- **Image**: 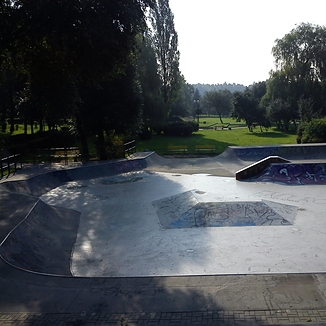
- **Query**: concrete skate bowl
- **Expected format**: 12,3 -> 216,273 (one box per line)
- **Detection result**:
0,144 -> 325,277
0,159 -> 148,276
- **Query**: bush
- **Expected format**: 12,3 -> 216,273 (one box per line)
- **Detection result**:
298,118 -> 326,143
163,121 -> 199,137
138,128 -> 152,140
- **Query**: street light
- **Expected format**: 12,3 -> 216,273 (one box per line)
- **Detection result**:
194,99 -> 200,124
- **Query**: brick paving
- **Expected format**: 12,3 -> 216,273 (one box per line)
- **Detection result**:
1,310 -> 326,325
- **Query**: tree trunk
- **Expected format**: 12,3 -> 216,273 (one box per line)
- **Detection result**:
9,90 -> 15,133
75,113 -> 90,161
39,119 -> 43,132
24,120 -> 27,134
97,130 -> 107,160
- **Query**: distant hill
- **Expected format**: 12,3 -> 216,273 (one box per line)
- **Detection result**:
192,83 -> 246,96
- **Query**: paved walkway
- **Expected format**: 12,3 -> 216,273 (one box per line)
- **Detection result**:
0,309 -> 326,325
2,148 -> 326,325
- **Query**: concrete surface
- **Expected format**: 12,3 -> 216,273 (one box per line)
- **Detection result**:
1,144 -> 326,325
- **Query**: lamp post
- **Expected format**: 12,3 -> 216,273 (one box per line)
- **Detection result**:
194,99 -> 200,124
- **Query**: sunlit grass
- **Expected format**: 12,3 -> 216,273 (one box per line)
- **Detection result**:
137,127 -> 298,155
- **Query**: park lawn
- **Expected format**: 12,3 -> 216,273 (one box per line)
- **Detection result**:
136,127 -> 298,155
197,117 -> 247,128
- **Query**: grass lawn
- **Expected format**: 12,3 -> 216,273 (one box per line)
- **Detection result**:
3,119 -> 298,158
197,116 -> 247,128
136,127 -> 298,155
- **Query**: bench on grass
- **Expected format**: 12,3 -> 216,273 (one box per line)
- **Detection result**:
195,145 -> 215,153
34,147 -> 81,164
222,123 -> 231,130
168,145 -> 188,154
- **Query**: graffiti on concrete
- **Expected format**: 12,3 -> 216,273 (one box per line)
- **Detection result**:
253,163 -> 326,185
153,191 -> 297,229
252,190 -> 326,205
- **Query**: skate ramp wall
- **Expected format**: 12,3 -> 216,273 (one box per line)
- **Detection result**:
230,143 -> 326,161
0,158 -> 147,197
0,198 -> 80,276
236,156 -> 291,180
250,162 -> 326,185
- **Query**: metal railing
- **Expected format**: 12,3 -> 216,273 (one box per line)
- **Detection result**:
0,154 -> 22,178
124,140 -> 136,156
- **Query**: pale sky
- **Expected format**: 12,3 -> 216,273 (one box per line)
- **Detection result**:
169,0 -> 326,86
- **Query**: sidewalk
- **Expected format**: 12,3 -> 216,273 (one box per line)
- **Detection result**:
1,309 -> 326,325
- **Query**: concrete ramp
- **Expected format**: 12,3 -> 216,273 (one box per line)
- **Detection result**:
230,143 -> 326,161
250,162 -> 326,185
236,156 -> 291,180
0,199 -> 80,276
0,159 -> 147,197
0,191 -> 39,243
142,152 -> 235,176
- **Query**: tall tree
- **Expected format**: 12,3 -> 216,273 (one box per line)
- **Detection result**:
0,0 -> 154,158
148,0 -> 181,113
137,36 -> 166,132
170,76 -> 194,117
272,23 -> 326,117
232,92 -> 257,131
202,89 -> 233,123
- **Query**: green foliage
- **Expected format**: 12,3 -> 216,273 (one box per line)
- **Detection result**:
149,0 -> 181,107
137,37 -> 167,129
202,89 -> 233,122
272,23 -> 326,119
0,0 -> 154,160
163,121 -> 198,137
298,118 -> 326,143
138,128 -> 152,140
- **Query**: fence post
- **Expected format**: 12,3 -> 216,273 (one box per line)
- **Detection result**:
7,156 -> 10,176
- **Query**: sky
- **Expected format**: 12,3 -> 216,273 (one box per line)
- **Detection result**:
169,0 -> 326,86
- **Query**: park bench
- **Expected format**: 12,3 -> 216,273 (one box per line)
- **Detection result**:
168,145 -> 188,154
0,154 -> 22,178
34,147 -> 81,164
195,145 -> 215,153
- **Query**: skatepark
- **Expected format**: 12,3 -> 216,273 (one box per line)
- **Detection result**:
1,143 -> 326,325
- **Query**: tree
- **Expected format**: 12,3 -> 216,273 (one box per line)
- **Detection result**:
169,77 -> 194,118
272,23 -> 326,117
137,36 -> 166,132
148,0 -> 181,113
0,0 -> 154,158
232,92 -> 257,131
262,71 -> 299,130
202,89 -> 233,123
267,99 -> 291,130
78,59 -> 144,160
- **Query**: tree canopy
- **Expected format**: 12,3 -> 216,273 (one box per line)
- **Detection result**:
148,0 -> 181,110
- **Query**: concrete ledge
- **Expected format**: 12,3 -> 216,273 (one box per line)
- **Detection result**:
236,156 -> 290,180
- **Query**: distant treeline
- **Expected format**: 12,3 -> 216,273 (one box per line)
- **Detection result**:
192,83 -> 246,96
